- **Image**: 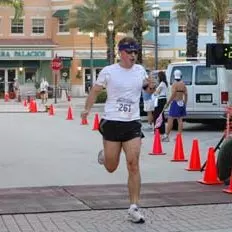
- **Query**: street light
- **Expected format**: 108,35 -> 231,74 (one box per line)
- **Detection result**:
152,3 -> 160,70
89,32 -> 94,88
107,20 -> 114,64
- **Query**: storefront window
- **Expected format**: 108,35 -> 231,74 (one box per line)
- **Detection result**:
11,19 -> 24,34
25,68 -> 36,83
61,68 -> 69,82
96,68 -> 102,79
59,17 -> 69,32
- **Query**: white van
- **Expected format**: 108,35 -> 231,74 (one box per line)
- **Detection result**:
165,60 -> 232,125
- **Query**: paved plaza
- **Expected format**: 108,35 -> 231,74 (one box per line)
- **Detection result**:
0,98 -> 230,231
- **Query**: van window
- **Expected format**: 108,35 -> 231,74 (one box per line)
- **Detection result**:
170,66 -> 193,85
195,66 -> 217,85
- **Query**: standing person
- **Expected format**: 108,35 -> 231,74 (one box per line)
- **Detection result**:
164,69 -> 188,140
142,77 -> 156,130
40,78 -> 49,104
13,78 -> 20,102
153,71 -> 168,141
81,37 -> 152,224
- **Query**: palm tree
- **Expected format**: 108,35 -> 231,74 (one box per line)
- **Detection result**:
173,0 -> 199,58
0,0 -> 24,19
67,0 -> 133,64
131,0 -> 146,64
203,0 -> 229,43
174,0 -> 230,58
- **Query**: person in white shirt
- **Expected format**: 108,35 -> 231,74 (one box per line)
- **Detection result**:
13,78 -> 20,102
152,71 -> 169,141
81,37 -> 153,224
40,78 -> 49,104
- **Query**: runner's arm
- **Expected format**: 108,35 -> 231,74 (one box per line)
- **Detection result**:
142,77 -> 156,93
184,85 -> 188,105
84,84 -> 104,113
164,85 -> 176,109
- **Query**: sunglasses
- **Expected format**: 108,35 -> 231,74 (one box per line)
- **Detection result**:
124,50 -> 138,55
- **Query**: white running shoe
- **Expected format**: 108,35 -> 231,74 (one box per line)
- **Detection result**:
128,205 -> 145,223
162,135 -> 170,142
98,150 -> 105,165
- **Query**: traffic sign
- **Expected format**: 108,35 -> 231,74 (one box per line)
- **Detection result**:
51,57 -> 62,71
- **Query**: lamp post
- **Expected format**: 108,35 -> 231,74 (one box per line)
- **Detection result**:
152,3 -> 160,70
107,20 -> 114,64
89,32 -> 94,88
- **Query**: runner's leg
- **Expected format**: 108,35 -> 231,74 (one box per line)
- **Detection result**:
103,139 -> 122,173
122,137 -> 141,204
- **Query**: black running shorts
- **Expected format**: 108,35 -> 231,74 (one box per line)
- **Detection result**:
99,119 -> 144,142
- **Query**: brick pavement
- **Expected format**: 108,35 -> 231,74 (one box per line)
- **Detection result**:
0,204 -> 231,232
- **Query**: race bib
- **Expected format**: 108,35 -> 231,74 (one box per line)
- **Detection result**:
177,100 -> 184,107
116,98 -> 134,118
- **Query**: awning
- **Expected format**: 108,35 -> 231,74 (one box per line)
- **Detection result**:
0,60 -> 40,68
62,60 -> 71,68
82,59 -> 108,67
53,10 -> 69,18
159,11 -> 170,19
60,57 -> 72,68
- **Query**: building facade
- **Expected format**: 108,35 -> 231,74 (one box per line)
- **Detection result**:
0,0 -> 109,98
144,0 -> 230,64
0,0 -> 231,98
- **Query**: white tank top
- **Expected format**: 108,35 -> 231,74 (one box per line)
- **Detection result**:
95,63 -> 147,121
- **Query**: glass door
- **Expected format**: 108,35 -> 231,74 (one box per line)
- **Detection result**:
7,69 -> 16,94
0,70 -> 5,98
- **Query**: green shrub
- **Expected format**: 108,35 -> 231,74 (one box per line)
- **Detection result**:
95,90 -> 107,103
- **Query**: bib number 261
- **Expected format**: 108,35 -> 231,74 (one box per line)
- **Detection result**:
118,103 -> 131,112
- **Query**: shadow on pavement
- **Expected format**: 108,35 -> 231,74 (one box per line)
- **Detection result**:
0,181 -> 230,214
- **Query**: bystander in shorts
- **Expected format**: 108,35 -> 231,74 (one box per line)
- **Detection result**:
169,100 -> 186,117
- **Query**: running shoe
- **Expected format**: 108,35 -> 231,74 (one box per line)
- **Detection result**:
128,205 -> 145,223
98,150 -> 105,165
162,135 -> 170,142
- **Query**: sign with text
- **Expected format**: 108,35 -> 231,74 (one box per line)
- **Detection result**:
206,43 -> 232,69
0,49 -> 52,59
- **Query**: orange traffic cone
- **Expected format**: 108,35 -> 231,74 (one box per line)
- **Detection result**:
4,92 -> 9,102
23,99 -> 27,107
185,139 -> 201,171
223,172 -> 232,194
92,113 -> 100,130
49,104 -> 54,116
171,133 -> 187,162
66,106 -> 74,120
149,129 -> 166,155
31,101 -> 37,113
81,118 -> 88,125
30,100 -> 36,113
29,100 -> 33,112
198,147 -> 222,185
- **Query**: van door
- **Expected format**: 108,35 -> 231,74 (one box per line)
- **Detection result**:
170,66 -> 194,113
193,65 -> 219,112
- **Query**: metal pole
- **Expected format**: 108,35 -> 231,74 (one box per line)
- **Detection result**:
110,31 -> 114,64
54,72 -> 57,104
90,37 -> 93,88
155,17 -> 158,70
